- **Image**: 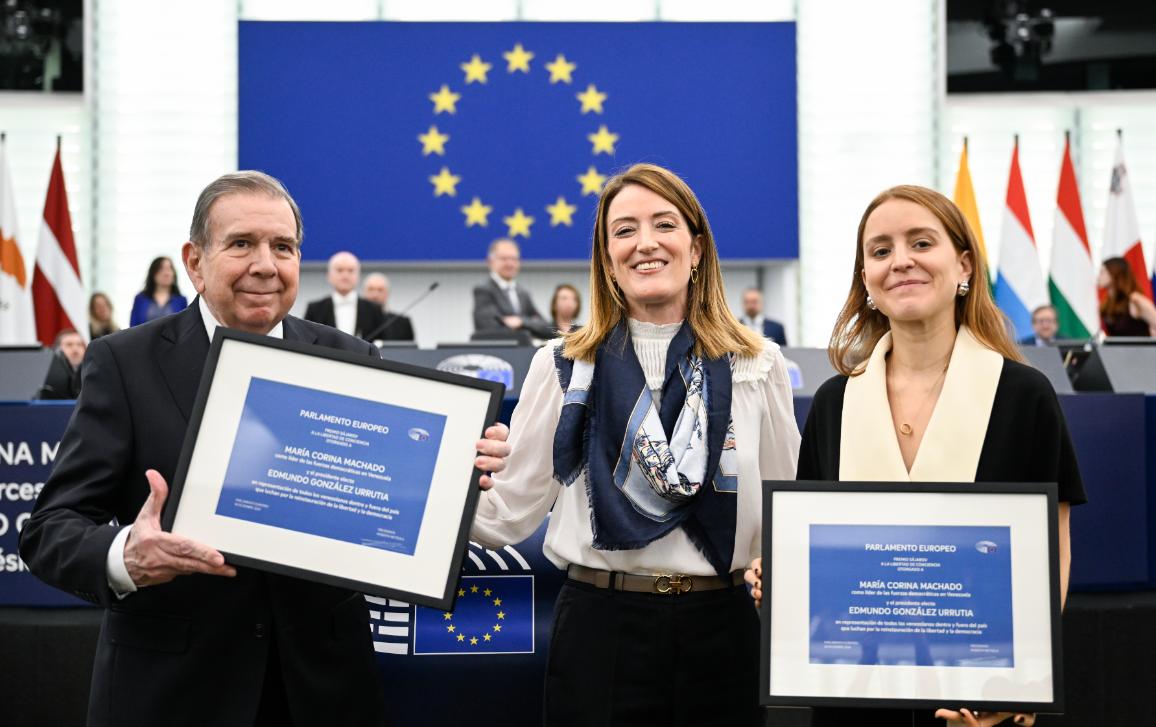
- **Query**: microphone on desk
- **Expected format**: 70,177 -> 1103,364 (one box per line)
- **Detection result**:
365,281 -> 439,341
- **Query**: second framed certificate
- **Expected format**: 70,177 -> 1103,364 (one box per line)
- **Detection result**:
161,328 -> 504,611
761,481 -> 1063,714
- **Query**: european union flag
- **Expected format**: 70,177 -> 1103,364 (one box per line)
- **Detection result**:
239,22 -> 796,262
412,575 -> 534,655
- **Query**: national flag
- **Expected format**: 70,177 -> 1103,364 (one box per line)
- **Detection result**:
1101,133 -> 1151,299
952,137 -> 990,287
994,137 -> 1048,340
0,134 -> 36,344
32,140 -> 86,346
1048,134 -> 1098,339
412,574 -> 534,655
238,22 -> 797,263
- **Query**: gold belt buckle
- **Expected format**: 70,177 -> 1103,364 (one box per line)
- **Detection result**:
654,574 -> 693,595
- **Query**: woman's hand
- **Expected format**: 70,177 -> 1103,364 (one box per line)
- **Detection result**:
474,423 -> 511,490
933,708 -> 1034,726
744,557 -> 762,607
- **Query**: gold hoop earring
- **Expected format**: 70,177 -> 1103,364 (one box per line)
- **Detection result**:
690,267 -> 699,284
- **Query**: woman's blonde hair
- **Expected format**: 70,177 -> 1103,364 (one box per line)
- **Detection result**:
829,185 -> 1023,375
563,163 -> 762,362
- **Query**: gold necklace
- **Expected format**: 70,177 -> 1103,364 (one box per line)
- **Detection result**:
890,358 -> 950,437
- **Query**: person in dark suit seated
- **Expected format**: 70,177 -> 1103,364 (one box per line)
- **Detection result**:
361,272 -> 415,341
39,328 -> 86,400
738,287 -> 787,346
20,171 -> 512,727
472,238 -> 553,339
1020,304 -> 1058,345
303,251 -> 386,342
549,282 -> 582,335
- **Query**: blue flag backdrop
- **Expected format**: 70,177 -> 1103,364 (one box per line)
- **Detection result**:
238,21 -> 797,262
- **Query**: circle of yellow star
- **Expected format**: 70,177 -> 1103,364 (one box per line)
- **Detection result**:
470,584 -> 479,593
429,85 -> 461,114
447,624 -> 456,633
492,597 -> 503,606
546,196 -> 578,227
457,588 -> 465,597
456,634 -> 465,642
588,125 -> 619,156
442,612 -> 452,620
483,633 -> 492,642
460,54 -> 492,84
496,611 -> 506,620
503,43 -> 534,73
461,197 -> 492,227
503,209 -> 534,239
418,125 -> 450,156
576,84 -> 607,114
483,588 -> 492,597
545,54 -> 577,84
493,623 -> 503,632
429,167 -> 461,197
577,167 -> 607,196
470,636 -> 479,646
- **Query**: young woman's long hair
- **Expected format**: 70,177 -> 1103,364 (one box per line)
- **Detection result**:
1100,256 -> 1137,322
141,256 -> 182,299
563,163 -> 761,362
829,185 -> 1023,375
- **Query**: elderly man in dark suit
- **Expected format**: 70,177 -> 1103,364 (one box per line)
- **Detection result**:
472,238 -> 553,340
20,172 -> 511,727
361,272 -> 415,342
303,251 -> 386,342
738,287 -> 787,346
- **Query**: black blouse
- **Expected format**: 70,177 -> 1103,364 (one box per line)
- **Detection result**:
803,358 -> 1087,727
798,358 -> 1087,505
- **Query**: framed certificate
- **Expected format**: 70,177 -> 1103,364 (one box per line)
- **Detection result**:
761,481 -> 1063,714
161,328 -> 504,611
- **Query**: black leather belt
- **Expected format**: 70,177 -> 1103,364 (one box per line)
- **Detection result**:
566,564 -> 745,595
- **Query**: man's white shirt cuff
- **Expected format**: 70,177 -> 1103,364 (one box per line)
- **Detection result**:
106,525 -> 137,598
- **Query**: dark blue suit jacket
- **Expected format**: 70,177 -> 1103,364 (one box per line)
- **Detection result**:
762,319 -> 787,347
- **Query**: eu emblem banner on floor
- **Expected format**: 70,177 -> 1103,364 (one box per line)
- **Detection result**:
238,21 -> 797,262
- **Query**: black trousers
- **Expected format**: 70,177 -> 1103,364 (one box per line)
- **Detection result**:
543,579 -> 761,727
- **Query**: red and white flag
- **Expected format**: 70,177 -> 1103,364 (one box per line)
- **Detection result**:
0,134 -> 37,344
32,141 -> 87,346
1101,135 -> 1151,299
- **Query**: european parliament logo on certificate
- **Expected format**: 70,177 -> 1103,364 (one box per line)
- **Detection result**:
761,481 -> 1064,715
162,329 -> 504,610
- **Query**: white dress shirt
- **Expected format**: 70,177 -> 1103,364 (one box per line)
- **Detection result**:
331,290 -> 358,336
491,272 -> 520,314
471,319 -> 801,575
105,298 -> 285,596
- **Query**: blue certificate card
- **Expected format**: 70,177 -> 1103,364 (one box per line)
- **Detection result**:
215,377 -> 447,554
809,524 -> 1013,668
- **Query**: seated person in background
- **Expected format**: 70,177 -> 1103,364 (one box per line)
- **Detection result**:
89,292 -> 120,340
303,251 -> 386,342
1100,256 -> 1156,337
40,329 -> 85,399
550,283 -> 582,335
738,287 -> 787,346
1020,304 -> 1058,345
472,238 -> 553,339
129,256 -> 187,326
361,272 -> 415,341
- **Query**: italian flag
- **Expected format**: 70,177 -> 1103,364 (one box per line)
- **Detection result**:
1102,134 -> 1151,299
1048,135 -> 1098,339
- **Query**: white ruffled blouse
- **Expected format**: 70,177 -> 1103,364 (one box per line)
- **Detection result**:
471,321 -> 801,575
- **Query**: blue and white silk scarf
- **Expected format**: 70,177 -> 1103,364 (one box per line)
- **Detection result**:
552,321 -> 738,576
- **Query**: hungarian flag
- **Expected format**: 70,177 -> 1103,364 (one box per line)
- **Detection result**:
1048,134 -> 1098,339
1101,135 -> 1151,299
32,141 -> 87,346
952,137 -> 990,288
0,135 -> 37,344
994,137 -> 1048,341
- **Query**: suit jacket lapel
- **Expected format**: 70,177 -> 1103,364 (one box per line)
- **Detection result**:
282,315 -> 319,345
490,279 -> 514,315
157,303 -> 211,423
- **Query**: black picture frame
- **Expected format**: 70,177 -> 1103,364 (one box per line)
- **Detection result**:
161,328 -> 505,611
760,480 -> 1064,714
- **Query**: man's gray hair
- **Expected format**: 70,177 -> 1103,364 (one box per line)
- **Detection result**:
488,238 -> 519,256
188,171 -> 303,248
